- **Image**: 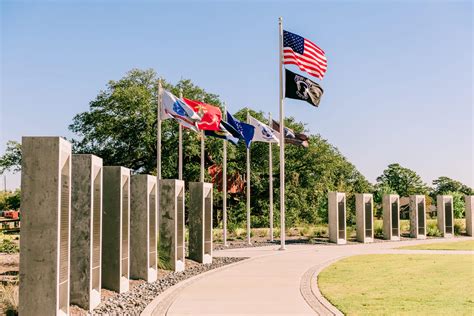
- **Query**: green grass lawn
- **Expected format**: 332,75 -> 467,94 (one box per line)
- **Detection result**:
318,254 -> 474,315
399,240 -> 474,251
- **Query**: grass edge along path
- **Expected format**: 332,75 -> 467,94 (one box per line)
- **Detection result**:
318,254 -> 474,315
398,240 -> 474,251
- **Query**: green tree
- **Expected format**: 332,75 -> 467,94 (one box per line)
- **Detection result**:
432,176 -> 473,196
448,191 -> 465,219
3,68 -> 374,227
0,190 -> 21,211
0,141 -> 21,174
376,163 -> 428,197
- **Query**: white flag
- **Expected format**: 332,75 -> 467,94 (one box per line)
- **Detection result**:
248,116 -> 279,144
161,90 -> 200,132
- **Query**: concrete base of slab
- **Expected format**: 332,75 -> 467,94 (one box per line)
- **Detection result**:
202,254 -> 212,264
120,277 -> 129,293
175,260 -> 185,272
335,239 -> 347,245
148,268 -> 158,283
361,237 -> 374,243
91,289 -> 101,310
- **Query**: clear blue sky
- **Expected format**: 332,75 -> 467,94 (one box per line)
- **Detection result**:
1,0 -> 472,189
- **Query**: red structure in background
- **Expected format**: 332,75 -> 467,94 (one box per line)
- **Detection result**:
3,210 -> 19,219
208,164 -> 245,193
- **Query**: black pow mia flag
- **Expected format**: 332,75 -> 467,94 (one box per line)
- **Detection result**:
285,68 -> 324,107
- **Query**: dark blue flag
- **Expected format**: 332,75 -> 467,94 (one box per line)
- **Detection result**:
227,112 -> 255,148
205,121 -> 240,145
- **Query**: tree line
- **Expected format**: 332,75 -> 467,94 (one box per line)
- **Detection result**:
1,69 -> 472,226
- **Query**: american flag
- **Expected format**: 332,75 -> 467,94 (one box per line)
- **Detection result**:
283,30 -> 327,80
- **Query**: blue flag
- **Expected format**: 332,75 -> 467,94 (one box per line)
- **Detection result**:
227,113 -> 255,148
205,121 -> 240,145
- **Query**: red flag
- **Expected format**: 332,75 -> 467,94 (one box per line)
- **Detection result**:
183,98 -> 222,131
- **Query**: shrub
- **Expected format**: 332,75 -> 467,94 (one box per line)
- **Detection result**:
374,221 -> 384,238
426,222 -> 442,237
454,222 -> 462,236
0,284 -> 19,316
0,233 -> 19,254
312,226 -> 327,238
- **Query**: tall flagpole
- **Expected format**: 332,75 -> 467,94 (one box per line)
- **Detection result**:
178,89 -> 183,180
157,79 -> 162,181
246,109 -> 251,245
278,17 -> 286,250
200,131 -> 205,182
268,112 -> 274,242
222,103 -> 228,247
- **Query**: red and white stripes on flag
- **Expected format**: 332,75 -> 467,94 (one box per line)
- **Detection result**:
283,30 -> 327,80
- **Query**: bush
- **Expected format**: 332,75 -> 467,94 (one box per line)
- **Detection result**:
0,233 -> 19,254
426,222 -> 442,237
312,226 -> 327,238
374,221 -> 384,238
454,223 -> 462,236
0,284 -> 19,316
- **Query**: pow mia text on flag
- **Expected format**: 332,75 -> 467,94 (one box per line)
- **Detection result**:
285,68 -> 324,107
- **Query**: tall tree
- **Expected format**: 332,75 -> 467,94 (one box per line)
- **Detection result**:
0,141 -> 21,174
4,68 -> 374,227
432,176 -> 473,196
376,163 -> 428,197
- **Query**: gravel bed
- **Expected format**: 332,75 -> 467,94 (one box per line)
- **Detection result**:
90,257 -> 245,315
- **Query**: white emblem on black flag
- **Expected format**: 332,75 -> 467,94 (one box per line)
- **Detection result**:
285,68 -> 324,107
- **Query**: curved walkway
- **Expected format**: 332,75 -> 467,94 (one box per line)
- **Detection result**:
143,237 -> 473,316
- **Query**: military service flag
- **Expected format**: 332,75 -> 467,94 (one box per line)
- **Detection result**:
285,69 -> 324,107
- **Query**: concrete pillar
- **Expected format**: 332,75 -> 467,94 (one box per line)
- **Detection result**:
466,195 -> 474,236
159,179 -> 185,272
328,192 -> 346,244
383,194 -> 400,240
409,195 -> 426,239
102,166 -> 130,293
130,175 -> 158,282
355,193 -> 373,243
437,195 -> 454,237
19,137 -> 72,316
189,182 -> 213,264
70,154 -> 103,311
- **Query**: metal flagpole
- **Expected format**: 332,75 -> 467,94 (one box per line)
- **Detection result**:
178,89 -> 183,180
246,110 -> 251,245
200,131 -> 205,182
157,79 -> 162,181
278,17 -> 286,250
268,112 -> 274,242
222,103 -> 228,247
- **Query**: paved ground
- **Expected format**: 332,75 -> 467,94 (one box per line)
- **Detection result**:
143,237 -> 473,316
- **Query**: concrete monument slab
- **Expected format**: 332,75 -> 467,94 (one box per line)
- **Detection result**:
102,166 -> 130,293
466,195 -> 474,237
130,175 -> 158,282
437,195 -> 454,237
328,192 -> 346,244
189,182 -> 213,264
409,195 -> 426,239
70,154 -> 103,311
383,194 -> 400,240
356,193 -> 373,243
159,179 -> 185,272
19,137 -> 72,316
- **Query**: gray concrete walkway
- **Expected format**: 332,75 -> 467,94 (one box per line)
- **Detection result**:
143,237 -> 473,316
